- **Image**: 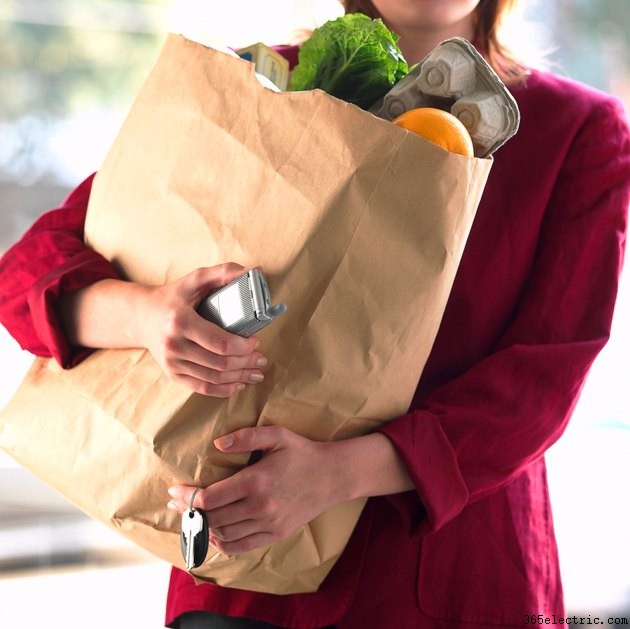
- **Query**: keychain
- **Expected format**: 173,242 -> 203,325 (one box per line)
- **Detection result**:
180,487 -> 209,571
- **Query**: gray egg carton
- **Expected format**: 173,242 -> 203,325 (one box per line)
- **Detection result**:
370,38 -> 521,158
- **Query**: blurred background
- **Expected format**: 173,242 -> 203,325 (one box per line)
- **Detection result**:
0,0 -> 629,626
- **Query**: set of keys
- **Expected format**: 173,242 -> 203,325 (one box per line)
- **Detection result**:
180,487 -> 210,571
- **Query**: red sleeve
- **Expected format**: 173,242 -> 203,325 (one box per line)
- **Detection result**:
272,44 -> 300,70
0,174 -> 121,367
379,93 -> 630,533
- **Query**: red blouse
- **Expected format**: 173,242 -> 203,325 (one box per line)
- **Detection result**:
1,68 -> 629,628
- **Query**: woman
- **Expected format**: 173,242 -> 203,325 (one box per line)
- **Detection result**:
1,1 -> 629,627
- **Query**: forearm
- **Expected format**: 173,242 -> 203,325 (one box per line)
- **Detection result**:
57,278 -> 154,350
330,432 -> 414,501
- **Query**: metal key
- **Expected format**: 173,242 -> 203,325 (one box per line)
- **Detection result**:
180,488 -> 209,571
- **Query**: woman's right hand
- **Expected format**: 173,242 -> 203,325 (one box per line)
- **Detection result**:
58,262 -> 267,398
140,263 -> 266,397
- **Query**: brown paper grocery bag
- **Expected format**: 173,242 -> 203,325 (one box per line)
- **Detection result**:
0,34 -> 492,594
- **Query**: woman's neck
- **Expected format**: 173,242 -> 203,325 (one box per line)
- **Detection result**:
388,17 -> 476,65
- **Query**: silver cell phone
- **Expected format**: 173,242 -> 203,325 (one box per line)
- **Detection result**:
196,269 -> 286,337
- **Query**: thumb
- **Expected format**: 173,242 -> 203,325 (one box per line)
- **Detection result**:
214,426 -> 287,454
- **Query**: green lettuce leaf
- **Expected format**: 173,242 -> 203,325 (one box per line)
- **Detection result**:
289,13 -> 409,110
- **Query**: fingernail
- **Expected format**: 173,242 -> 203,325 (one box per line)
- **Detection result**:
234,383 -> 246,393
167,487 -> 179,498
256,356 -> 268,368
215,434 -> 234,450
167,500 -> 178,511
249,371 -> 264,383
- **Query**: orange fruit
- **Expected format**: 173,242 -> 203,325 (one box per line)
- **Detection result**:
393,107 -> 474,157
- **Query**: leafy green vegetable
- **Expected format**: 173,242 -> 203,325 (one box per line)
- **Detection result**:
289,13 -> 409,110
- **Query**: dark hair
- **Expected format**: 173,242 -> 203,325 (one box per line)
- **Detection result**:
342,0 -> 529,84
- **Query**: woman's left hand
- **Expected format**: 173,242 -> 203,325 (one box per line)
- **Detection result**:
167,426 -> 347,555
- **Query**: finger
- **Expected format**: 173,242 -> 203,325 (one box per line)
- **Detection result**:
171,374 -> 247,398
209,532 -> 275,556
173,339 -> 267,373
200,496 -> 257,530
214,425 -> 289,454
170,462 -> 262,515
188,320 -> 260,358
173,357 -> 265,387
210,519 -> 260,544
168,477 -> 247,514
168,485 -> 212,513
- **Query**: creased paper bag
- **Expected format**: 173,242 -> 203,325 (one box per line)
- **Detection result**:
0,34 -> 492,594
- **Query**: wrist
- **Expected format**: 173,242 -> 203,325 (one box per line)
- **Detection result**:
128,283 -> 162,349
329,432 -> 414,503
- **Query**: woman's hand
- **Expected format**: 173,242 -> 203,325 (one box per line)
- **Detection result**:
167,426 -> 414,555
169,426 -> 344,555
139,263 -> 266,397
58,262 -> 266,397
